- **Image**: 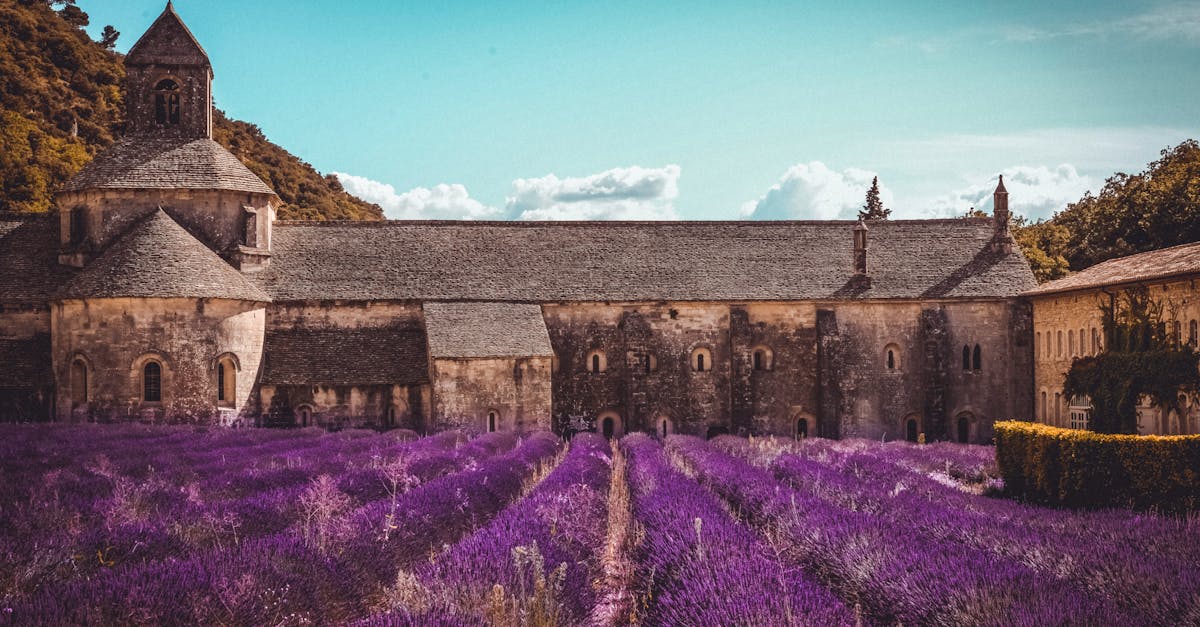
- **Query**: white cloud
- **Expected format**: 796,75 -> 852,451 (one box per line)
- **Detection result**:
1004,3 -> 1200,44
923,164 -> 1097,221
333,172 -> 500,220
740,162 -> 895,220
505,165 -> 682,220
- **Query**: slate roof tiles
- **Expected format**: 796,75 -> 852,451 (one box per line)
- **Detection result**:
61,137 -> 275,195
1024,241 -> 1200,297
424,302 -> 554,359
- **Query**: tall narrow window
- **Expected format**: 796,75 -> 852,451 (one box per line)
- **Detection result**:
1057,330 -> 1063,357
592,354 -> 600,373
697,353 -> 706,372
487,411 -> 498,433
972,344 -> 982,371
153,79 -> 180,125
217,362 -> 226,402
753,351 -> 763,371
1190,320 -> 1198,347
1068,330 -> 1075,356
68,208 -> 85,244
1041,391 -> 1048,422
691,347 -> 712,373
1054,392 -> 1061,423
216,357 -> 236,407
957,415 -> 970,443
586,350 -> 606,374
905,418 -> 919,443
961,345 -> 970,371
143,361 -> 162,402
1079,328 -> 1086,353
796,418 -> 808,440
70,359 -> 88,406
1035,332 -> 1041,359
1173,321 -> 1182,346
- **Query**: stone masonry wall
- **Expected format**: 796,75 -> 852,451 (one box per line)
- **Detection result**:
51,297 -> 266,423
429,357 -> 552,433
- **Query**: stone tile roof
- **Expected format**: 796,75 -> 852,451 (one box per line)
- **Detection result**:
0,337 -> 51,388
125,2 -> 210,67
0,214 -> 76,307
424,302 -> 554,358
260,326 -> 429,386
61,137 -> 275,195
1024,241 -> 1200,297
255,218 -> 1036,302
58,209 -> 270,302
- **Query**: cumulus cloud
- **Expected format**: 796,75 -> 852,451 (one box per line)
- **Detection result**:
741,162 -> 895,220
923,164 -> 1097,221
333,172 -> 500,220
505,165 -> 682,220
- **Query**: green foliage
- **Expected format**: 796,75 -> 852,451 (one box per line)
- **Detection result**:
1050,139 -> 1200,272
858,176 -> 890,220
1012,216 -> 1070,282
0,0 -> 382,220
1063,287 -> 1200,434
995,420 -> 1200,513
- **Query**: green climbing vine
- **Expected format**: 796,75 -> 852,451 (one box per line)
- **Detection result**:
1064,286 -> 1200,434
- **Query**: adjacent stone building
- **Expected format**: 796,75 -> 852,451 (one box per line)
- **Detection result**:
1025,242 -> 1200,435
0,4 -> 1040,442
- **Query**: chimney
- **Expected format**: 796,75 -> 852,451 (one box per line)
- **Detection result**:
853,220 -> 868,274
991,174 -> 1014,254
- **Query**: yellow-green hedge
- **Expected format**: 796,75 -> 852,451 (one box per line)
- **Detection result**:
994,420 -> 1200,513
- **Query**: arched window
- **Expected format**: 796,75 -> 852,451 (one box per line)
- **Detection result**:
487,411 -> 498,433
972,344 -> 981,371
1173,321 -> 1183,346
1054,392 -> 1061,423
1041,391 -> 1048,422
658,416 -> 673,438
296,405 -> 313,427
956,413 -> 971,444
1091,327 -> 1099,355
1190,320 -> 1198,347
796,417 -> 809,440
905,417 -> 919,443
884,344 -> 901,371
691,347 -> 712,373
216,356 -> 236,407
142,361 -> 162,402
70,358 -> 88,406
586,350 -> 606,374
1079,328 -> 1086,354
1035,332 -> 1041,360
751,346 -> 773,372
1068,330 -> 1074,357
153,78 -> 180,125
961,345 -> 970,371
1057,330 -> 1063,357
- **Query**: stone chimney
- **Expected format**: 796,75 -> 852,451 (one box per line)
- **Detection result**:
991,175 -> 1014,254
853,220 -> 868,274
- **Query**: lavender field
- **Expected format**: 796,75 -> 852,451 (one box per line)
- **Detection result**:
0,425 -> 1197,626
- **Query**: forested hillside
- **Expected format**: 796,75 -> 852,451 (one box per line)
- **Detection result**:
0,0 -> 382,220
1016,139 -> 1200,282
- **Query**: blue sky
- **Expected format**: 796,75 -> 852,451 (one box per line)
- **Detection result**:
80,1 -> 1199,221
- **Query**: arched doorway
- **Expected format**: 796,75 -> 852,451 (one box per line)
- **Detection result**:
597,411 -> 623,439
296,405 -> 313,428
69,358 -> 89,407
796,417 -> 809,440
487,410 -> 499,433
657,415 -> 674,439
905,417 -> 919,443
956,413 -> 972,443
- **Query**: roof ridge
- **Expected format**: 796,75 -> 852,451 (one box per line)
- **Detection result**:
272,217 -> 996,227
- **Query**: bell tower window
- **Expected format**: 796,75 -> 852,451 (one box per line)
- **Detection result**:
153,79 -> 181,125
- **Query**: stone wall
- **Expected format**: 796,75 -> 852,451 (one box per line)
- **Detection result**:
56,189 -> 275,268
1030,277 -> 1200,435
0,307 -> 54,421
258,383 -> 427,431
124,63 -> 212,139
429,357 -> 552,433
51,297 -> 266,423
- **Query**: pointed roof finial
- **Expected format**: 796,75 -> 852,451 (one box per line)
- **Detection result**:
995,174 -> 1007,194
854,218 -> 868,231
126,0 -> 210,67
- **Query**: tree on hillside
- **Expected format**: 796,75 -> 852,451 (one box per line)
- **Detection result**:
1013,216 -> 1070,282
1054,139 -> 1200,270
858,176 -> 890,220
1064,287 -> 1199,433
100,25 -> 119,49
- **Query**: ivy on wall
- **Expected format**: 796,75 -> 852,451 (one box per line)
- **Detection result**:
1064,286 -> 1199,434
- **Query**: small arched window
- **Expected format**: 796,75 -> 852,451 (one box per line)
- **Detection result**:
884,344 -> 901,371
796,417 -> 809,440
658,416 -> 673,438
1190,320 -> 1198,347
1035,332 -> 1041,359
1091,327 -> 1099,355
143,361 -> 162,402
70,358 -> 88,406
586,350 -> 606,374
961,345 -> 970,371
487,411 -> 498,433
691,347 -> 712,373
153,78 -> 180,125
751,346 -> 773,372
1173,321 -> 1182,346
598,412 -> 622,439
1079,328 -> 1086,353
972,344 -> 981,371
905,417 -> 919,443
216,356 -> 236,407
1041,391 -> 1048,422
1068,330 -> 1075,357
296,405 -> 313,427
1054,392 -> 1061,423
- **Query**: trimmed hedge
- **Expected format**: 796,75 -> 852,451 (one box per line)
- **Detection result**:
995,420 -> 1200,514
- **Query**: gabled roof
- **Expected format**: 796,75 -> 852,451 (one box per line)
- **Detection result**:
424,302 -> 554,359
1024,241 -> 1200,297
125,2 -> 210,67
260,326 -> 429,386
61,137 -> 275,195
253,218 -> 1037,302
57,209 -> 270,302
0,213 -> 76,307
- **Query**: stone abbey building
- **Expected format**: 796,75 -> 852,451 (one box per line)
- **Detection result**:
0,4 -> 1041,443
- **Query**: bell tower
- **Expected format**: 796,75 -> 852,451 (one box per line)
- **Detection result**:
123,2 -> 212,139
